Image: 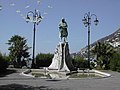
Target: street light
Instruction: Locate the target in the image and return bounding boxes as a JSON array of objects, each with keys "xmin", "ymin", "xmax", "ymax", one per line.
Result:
[
  {"xmin": 82, "ymin": 12, "xmax": 99, "ymax": 69},
  {"xmin": 0, "ymin": 5, "xmax": 2, "ymax": 11},
  {"xmin": 26, "ymin": 9, "xmax": 42, "ymax": 68}
]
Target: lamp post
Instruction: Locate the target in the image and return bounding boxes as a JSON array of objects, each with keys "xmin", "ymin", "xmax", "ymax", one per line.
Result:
[
  {"xmin": 26, "ymin": 9, "xmax": 42, "ymax": 68},
  {"xmin": 82, "ymin": 12, "xmax": 99, "ymax": 69},
  {"xmin": 0, "ymin": 5, "xmax": 2, "ymax": 11}
]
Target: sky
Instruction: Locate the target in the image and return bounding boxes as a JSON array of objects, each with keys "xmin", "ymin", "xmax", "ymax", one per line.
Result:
[{"xmin": 0, "ymin": 0, "xmax": 120, "ymax": 56}]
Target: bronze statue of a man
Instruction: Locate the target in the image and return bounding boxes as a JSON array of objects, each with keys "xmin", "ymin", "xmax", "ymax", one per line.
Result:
[{"xmin": 59, "ymin": 18, "xmax": 68, "ymax": 42}]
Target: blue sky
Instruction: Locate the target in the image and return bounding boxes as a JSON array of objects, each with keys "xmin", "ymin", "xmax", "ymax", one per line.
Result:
[{"xmin": 0, "ymin": 0, "xmax": 120, "ymax": 56}]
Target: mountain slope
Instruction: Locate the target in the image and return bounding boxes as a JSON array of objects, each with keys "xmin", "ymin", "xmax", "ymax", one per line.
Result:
[{"xmin": 74, "ymin": 28, "xmax": 120, "ymax": 57}]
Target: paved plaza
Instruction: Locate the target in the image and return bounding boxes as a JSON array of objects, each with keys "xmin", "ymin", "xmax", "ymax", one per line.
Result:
[{"xmin": 0, "ymin": 69, "xmax": 120, "ymax": 90}]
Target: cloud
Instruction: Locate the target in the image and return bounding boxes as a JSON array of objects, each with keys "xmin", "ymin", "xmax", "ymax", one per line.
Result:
[
  {"xmin": 43, "ymin": 12, "xmax": 48, "ymax": 15},
  {"xmin": 48, "ymin": 5, "xmax": 53, "ymax": 8},
  {"xmin": 16, "ymin": 10, "xmax": 21, "ymax": 13},
  {"xmin": 37, "ymin": 0, "xmax": 41, "ymax": 4},
  {"xmin": 25, "ymin": 5, "xmax": 30, "ymax": 9},
  {"xmin": 10, "ymin": 3, "xmax": 15, "ymax": 6}
]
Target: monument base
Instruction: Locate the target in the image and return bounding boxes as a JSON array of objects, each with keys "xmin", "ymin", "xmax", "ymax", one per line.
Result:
[{"xmin": 48, "ymin": 42, "xmax": 76, "ymax": 72}]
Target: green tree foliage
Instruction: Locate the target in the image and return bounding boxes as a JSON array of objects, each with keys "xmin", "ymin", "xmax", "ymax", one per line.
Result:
[
  {"xmin": 7, "ymin": 35, "xmax": 31, "ymax": 68},
  {"xmin": 110, "ymin": 53, "xmax": 120, "ymax": 72},
  {"xmin": 0, "ymin": 53, "xmax": 9, "ymax": 72},
  {"xmin": 92, "ymin": 42, "xmax": 115, "ymax": 70},
  {"xmin": 36, "ymin": 53, "xmax": 53, "ymax": 68},
  {"xmin": 72, "ymin": 56, "xmax": 88, "ymax": 69}
]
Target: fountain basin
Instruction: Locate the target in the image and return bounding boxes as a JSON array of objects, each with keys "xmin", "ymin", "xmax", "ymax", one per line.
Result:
[{"xmin": 22, "ymin": 69, "xmax": 111, "ymax": 79}]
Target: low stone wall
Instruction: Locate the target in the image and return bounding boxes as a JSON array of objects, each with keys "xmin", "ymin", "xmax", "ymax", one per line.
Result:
[
  {"xmin": 92, "ymin": 69, "xmax": 111, "ymax": 78},
  {"xmin": 21, "ymin": 69, "xmax": 34, "ymax": 77},
  {"xmin": 21, "ymin": 69, "xmax": 111, "ymax": 79}
]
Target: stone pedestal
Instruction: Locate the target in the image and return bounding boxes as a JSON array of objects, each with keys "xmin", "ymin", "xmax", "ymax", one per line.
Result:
[{"xmin": 48, "ymin": 42, "xmax": 76, "ymax": 72}]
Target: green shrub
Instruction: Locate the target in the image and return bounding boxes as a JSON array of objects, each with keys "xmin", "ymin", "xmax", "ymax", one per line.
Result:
[
  {"xmin": 110, "ymin": 53, "xmax": 120, "ymax": 72},
  {"xmin": 0, "ymin": 53, "xmax": 9, "ymax": 72},
  {"xmin": 36, "ymin": 53, "xmax": 53, "ymax": 68},
  {"xmin": 72, "ymin": 56, "xmax": 88, "ymax": 69}
]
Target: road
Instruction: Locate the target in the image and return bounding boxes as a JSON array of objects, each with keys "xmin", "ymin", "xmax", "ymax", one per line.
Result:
[{"xmin": 0, "ymin": 69, "xmax": 120, "ymax": 90}]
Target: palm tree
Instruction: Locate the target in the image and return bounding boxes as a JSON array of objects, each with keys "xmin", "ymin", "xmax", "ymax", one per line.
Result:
[
  {"xmin": 92, "ymin": 42, "xmax": 115, "ymax": 69},
  {"xmin": 7, "ymin": 35, "xmax": 31, "ymax": 68}
]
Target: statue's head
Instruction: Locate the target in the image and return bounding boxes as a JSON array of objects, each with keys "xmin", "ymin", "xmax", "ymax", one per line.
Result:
[{"xmin": 62, "ymin": 18, "xmax": 65, "ymax": 23}]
